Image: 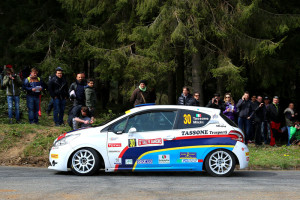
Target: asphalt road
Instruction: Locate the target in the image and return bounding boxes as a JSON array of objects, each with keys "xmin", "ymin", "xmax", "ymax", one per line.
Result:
[{"xmin": 0, "ymin": 166, "xmax": 299, "ymax": 200}]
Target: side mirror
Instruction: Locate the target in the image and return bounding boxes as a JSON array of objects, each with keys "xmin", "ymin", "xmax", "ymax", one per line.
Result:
[{"xmin": 128, "ymin": 127, "xmax": 137, "ymax": 133}]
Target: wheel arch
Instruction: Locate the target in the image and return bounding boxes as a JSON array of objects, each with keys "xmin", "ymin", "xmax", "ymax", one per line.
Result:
[{"xmin": 202, "ymin": 148, "xmax": 238, "ymax": 171}]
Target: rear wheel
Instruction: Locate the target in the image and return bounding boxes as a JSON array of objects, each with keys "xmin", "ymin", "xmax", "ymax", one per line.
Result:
[
  {"xmin": 205, "ymin": 149, "xmax": 236, "ymax": 177},
  {"xmin": 70, "ymin": 148, "xmax": 100, "ymax": 176}
]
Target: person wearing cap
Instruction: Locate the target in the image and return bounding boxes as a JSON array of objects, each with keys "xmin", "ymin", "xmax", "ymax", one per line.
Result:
[
  {"xmin": 130, "ymin": 80, "xmax": 154, "ymax": 107},
  {"xmin": 2, "ymin": 67, "xmax": 23, "ymax": 124},
  {"xmin": 267, "ymin": 96, "xmax": 282, "ymax": 146},
  {"xmin": 206, "ymin": 93, "xmax": 226, "ymax": 111},
  {"xmin": 48, "ymin": 67, "xmax": 68, "ymax": 126},
  {"xmin": 178, "ymin": 86, "xmax": 194, "ymax": 106},
  {"xmin": 23, "ymin": 68, "xmax": 44, "ymax": 124},
  {"xmin": 236, "ymin": 91, "xmax": 253, "ymax": 144}
]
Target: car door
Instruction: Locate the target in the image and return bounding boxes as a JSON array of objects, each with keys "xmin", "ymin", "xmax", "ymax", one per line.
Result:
[{"xmin": 108, "ymin": 110, "xmax": 179, "ymax": 171}]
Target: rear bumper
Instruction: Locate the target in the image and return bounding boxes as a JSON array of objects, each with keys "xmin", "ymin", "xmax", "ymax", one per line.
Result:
[{"xmin": 232, "ymin": 141, "xmax": 249, "ymax": 169}]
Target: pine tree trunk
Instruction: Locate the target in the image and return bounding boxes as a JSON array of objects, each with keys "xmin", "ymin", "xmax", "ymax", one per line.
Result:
[
  {"xmin": 175, "ymin": 46, "xmax": 185, "ymax": 98},
  {"xmin": 168, "ymin": 72, "xmax": 176, "ymax": 105},
  {"xmin": 192, "ymin": 51, "xmax": 205, "ymax": 106}
]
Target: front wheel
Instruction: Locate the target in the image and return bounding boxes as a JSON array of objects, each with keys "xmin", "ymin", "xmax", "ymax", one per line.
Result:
[
  {"xmin": 205, "ymin": 149, "xmax": 236, "ymax": 177},
  {"xmin": 70, "ymin": 148, "xmax": 100, "ymax": 176}
]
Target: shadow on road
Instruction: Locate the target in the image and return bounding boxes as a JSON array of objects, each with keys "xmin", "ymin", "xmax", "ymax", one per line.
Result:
[{"xmin": 54, "ymin": 170, "xmax": 278, "ymax": 178}]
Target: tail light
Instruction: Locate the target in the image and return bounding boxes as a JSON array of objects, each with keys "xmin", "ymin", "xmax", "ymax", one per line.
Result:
[{"xmin": 229, "ymin": 130, "xmax": 244, "ymax": 143}]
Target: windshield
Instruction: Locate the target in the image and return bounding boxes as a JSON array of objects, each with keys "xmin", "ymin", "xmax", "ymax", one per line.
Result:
[{"xmin": 220, "ymin": 113, "xmax": 238, "ymax": 128}]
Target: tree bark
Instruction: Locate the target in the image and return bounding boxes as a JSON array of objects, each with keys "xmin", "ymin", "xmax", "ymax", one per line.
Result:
[
  {"xmin": 192, "ymin": 50, "xmax": 205, "ymax": 106},
  {"xmin": 175, "ymin": 45, "xmax": 185, "ymax": 99},
  {"xmin": 168, "ymin": 72, "xmax": 176, "ymax": 105}
]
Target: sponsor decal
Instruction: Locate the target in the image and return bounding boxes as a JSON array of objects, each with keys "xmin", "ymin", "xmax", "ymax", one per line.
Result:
[
  {"xmin": 137, "ymin": 159, "xmax": 153, "ymax": 164},
  {"xmin": 241, "ymin": 148, "xmax": 245, "ymax": 151},
  {"xmin": 158, "ymin": 154, "xmax": 170, "ymax": 164},
  {"xmin": 182, "ymin": 159, "xmax": 198, "ymax": 163},
  {"xmin": 180, "ymin": 152, "xmax": 197, "ymax": 159},
  {"xmin": 246, "ymin": 157, "xmax": 249, "ymax": 161},
  {"xmin": 128, "ymin": 139, "xmax": 136, "ymax": 148},
  {"xmin": 110, "ymin": 137, "xmax": 118, "ymax": 141},
  {"xmin": 108, "ymin": 150, "xmax": 121, "ymax": 153},
  {"xmin": 125, "ymin": 159, "xmax": 133, "ymax": 165},
  {"xmin": 181, "ymin": 130, "xmax": 227, "ymax": 136},
  {"xmin": 212, "ymin": 114, "xmax": 218, "ymax": 119},
  {"xmin": 114, "ymin": 158, "xmax": 122, "ymax": 165},
  {"xmin": 108, "ymin": 143, "xmax": 122, "ymax": 147},
  {"xmin": 51, "ymin": 154, "xmax": 59, "ymax": 159},
  {"xmin": 216, "ymin": 124, "xmax": 226, "ymax": 127},
  {"xmin": 245, "ymin": 152, "xmax": 249, "ymax": 156},
  {"xmin": 138, "ymin": 138, "xmax": 162, "ymax": 146}
]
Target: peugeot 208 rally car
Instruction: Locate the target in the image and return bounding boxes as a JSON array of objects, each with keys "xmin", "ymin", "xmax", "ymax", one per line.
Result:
[{"xmin": 49, "ymin": 105, "xmax": 249, "ymax": 177}]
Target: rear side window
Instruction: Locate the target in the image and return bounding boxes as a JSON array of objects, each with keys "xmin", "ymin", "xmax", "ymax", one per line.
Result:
[
  {"xmin": 177, "ymin": 110, "xmax": 211, "ymax": 129},
  {"xmin": 220, "ymin": 113, "xmax": 238, "ymax": 128}
]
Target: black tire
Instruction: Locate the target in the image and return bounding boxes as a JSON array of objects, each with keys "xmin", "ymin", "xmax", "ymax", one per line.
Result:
[
  {"xmin": 204, "ymin": 149, "xmax": 236, "ymax": 177},
  {"xmin": 70, "ymin": 148, "xmax": 100, "ymax": 176}
]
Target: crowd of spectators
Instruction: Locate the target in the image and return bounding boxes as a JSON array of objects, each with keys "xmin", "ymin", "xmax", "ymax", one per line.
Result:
[{"xmin": 1, "ymin": 65, "xmax": 299, "ymax": 146}]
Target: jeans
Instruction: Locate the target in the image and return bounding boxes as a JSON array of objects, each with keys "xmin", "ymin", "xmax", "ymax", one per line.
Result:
[
  {"xmin": 53, "ymin": 98, "xmax": 66, "ymax": 125},
  {"xmin": 261, "ymin": 121, "xmax": 271, "ymax": 144},
  {"xmin": 238, "ymin": 117, "xmax": 251, "ymax": 144},
  {"xmin": 287, "ymin": 126, "xmax": 291, "ymax": 146},
  {"xmin": 254, "ymin": 121, "xmax": 262, "ymax": 145},
  {"xmin": 27, "ymin": 95, "xmax": 40, "ymax": 123},
  {"xmin": 47, "ymin": 98, "xmax": 54, "ymax": 114},
  {"xmin": 7, "ymin": 96, "xmax": 20, "ymax": 121}
]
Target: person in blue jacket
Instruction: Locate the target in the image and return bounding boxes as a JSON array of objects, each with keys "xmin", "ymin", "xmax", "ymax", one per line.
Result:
[{"xmin": 23, "ymin": 68, "xmax": 44, "ymax": 124}]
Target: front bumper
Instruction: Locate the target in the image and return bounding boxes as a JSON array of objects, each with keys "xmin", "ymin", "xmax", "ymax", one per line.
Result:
[
  {"xmin": 48, "ymin": 144, "xmax": 73, "ymax": 172},
  {"xmin": 232, "ymin": 141, "xmax": 249, "ymax": 169}
]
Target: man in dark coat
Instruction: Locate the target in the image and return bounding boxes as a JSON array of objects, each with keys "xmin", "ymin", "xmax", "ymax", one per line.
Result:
[
  {"xmin": 190, "ymin": 92, "xmax": 200, "ymax": 106},
  {"xmin": 48, "ymin": 67, "xmax": 68, "ymax": 126},
  {"xmin": 69, "ymin": 73, "xmax": 86, "ymax": 106},
  {"xmin": 130, "ymin": 80, "xmax": 154, "ymax": 107},
  {"xmin": 178, "ymin": 86, "xmax": 193, "ymax": 106},
  {"xmin": 206, "ymin": 93, "xmax": 225, "ymax": 111},
  {"xmin": 267, "ymin": 96, "xmax": 282, "ymax": 146}
]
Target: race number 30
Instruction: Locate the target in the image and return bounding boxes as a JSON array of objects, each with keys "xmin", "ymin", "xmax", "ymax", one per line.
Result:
[{"xmin": 183, "ymin": 114, "xmax": 191, "ymax": 124}]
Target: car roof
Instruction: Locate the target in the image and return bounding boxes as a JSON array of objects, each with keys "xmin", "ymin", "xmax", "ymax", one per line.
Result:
[{"xmin": 126, "ymin": 105, "xmax": 220, "ymax": 115}]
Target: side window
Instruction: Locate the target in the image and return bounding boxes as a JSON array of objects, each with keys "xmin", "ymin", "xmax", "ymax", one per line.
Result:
[
  {"xmin": 177, "ymin": 110, "xmax": 211, "ymax": 129},
  {"xmin": 124, "ymin": 111, "xmax": 177, "ymax": 133},
  {"xmin": 110, "ymin": 118, "xmax": 128, "ymax": 133}
]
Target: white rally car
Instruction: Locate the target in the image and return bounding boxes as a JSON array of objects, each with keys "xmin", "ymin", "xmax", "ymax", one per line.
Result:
[{"xmin": 49, "ymin": 105, "xmax": 249, "ymax": 177}]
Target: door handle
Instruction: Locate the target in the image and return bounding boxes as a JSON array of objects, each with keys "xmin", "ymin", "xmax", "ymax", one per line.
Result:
[{"xmin": 164, "ymin": 136, "xmax": 176, "ymax": 140}]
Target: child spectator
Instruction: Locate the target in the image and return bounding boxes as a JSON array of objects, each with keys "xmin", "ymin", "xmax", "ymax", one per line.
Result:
[
  {"xmin": 72, "ymin": 106, "xmax": 94, "ymax": 130},
  {"xmin": 85, "ymin": 79, "xmax": 97, "ymax": 116}
]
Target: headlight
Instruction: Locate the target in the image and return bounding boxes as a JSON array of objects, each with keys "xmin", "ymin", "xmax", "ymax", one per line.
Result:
[{"xmin": 53, "ymin": 133, "xmax": 80, "ymax": 147}]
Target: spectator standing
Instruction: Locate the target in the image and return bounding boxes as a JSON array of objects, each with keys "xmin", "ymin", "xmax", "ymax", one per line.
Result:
[
  {"xmin": 2, "ymin": 68, "xmax": 22, "ymax": 124},
  {"xmin": 85, "ymin": 79, "xmax": 97, "ymax": 116},
  {"xmin": 248, "ymin": 95, "xmax": 258, "ymax": 143},
  {"xmin": 48, "ymin": 68, "xmax": 68, "ymax": 126},
  {"xmin": 250, "ymin": 96, "xmax": 265, "ymax": 146},
  {"xmin": 69, "ymin": 73, "xmax": 86, "ymax": 106},
  {"xmin": 236, "ymin": 92, "xmax": 252, "ymax": 144},
  {"xmin": 284, "ymin": 103, "xmax": 298, "ymax": 146},
  {"xmin": 206, "ymin": 93, "xmax": 226, "ymax": 111},
  {"xmin": 267, "ymin": 96, "xmax": 281, "ymax": 146},
  {"xmin": 177, "ymin": 87, "xmax": 193, "ymax": 106},
  {"xmin": 23, "ymin": 68, "xmax": 43, "ymax": 124},
  {"xmin": 190, "ymin": 92, "xmax": 200, "ymax": 106},
  {"xmin": 130, "ymin": 80, "xmax": 154, "ymax": 107},
  {"xmin": 261, "ymin": 96, "xmax": 271, "ymax": 144},
  {"xmin": 72, "ymin": 106, "xmax": 94, "ymax": 130},
  {"xmin": 222, "ymin": 93, "xmax": 236, "ymax": 121}
]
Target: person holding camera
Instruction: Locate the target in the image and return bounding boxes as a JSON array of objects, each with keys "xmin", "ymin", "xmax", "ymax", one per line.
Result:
[
  {"xmin": 206, "ymin": 93, "xmax": 226, "ymax": 111},
  {"xmin": 289, "ymin": 121, "xmax": 300, "ymax": 145},
  {"xmin": 2, "ymin": 67, "xmax": 23, "ymax": 124},
  {"xmin": 236, "ymin": 91, "xmax": 252, "ymax": 144}
]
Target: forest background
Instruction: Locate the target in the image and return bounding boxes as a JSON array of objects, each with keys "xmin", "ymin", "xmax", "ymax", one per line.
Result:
[{"xmin": 1, "ymin": 0, "xmax": 300, "ymax": 111}]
